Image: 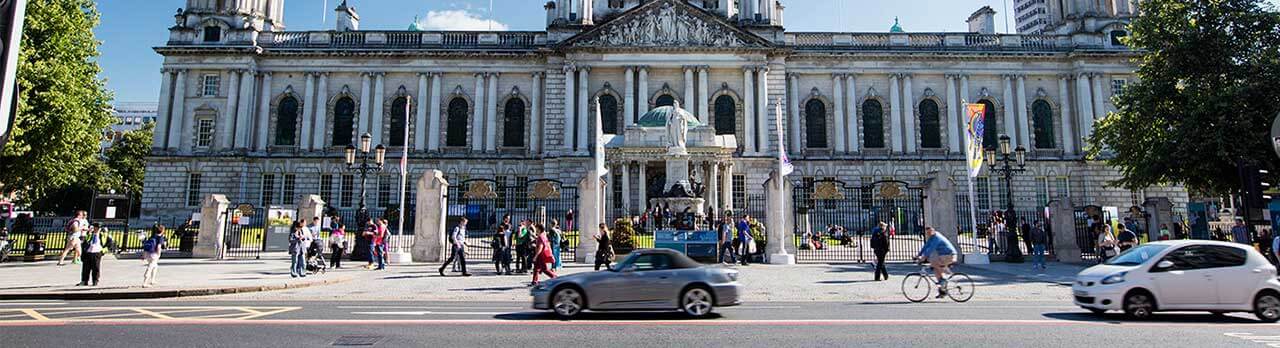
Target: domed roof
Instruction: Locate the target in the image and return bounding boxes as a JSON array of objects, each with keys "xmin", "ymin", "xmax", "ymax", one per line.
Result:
[
  {"xmin": 637, "ymin": 104, "xmax": 702, "ymax": 128},
  {"xmin": 408, "ymin": 16, "xmax": 422, "ymax": 31},
  {"xmin": 890, "ymin": 17, "xmax": 904, "ymax": 33}
]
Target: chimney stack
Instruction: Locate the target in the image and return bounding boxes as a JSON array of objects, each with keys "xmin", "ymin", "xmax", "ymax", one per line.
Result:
[{"xmin": 967, "ymin": 6, "xmax": 996, "ymax": 34}]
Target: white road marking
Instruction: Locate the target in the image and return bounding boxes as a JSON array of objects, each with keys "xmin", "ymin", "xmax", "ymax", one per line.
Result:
[
  {"xmin": 1225, "ymin": 333, "xmax": 1280, "ymax": 346},
  {"xmin": 0, "ymin": 302, "xmax": 66, "ymax": 306}
]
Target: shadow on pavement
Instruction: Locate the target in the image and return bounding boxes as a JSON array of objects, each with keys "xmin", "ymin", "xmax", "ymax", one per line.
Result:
[
  {"xmin": 1043, "ymin": 311, "xmax": 1263, "ymax": 324},
  {"xmin": 452, "ymin": 286, "xmax": 529, "ymax": 292},
  {"xmin": 494, "ymin": 311, "xmax": 722, "ymax": 321}
]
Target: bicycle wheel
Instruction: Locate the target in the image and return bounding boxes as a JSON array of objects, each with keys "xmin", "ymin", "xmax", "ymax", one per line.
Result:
[
  {"xmin": 901, "ymin": 273, "xmax": 932, "ymax": 302},
  {"xmin": 945, "ymin": 272, "xmax": 975, "ymax": 303}
]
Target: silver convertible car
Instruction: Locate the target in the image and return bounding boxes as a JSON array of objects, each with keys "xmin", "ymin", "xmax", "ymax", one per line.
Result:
[{"xmin": 531, "ymin": 249, "xmax": 743, "ymax": 318}]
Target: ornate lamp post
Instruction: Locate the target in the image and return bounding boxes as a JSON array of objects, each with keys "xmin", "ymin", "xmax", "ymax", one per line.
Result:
[
  {"xmin": 985, "ymin": 134, "xmax": 1027, "ymax": 263},
  {"xmin": 344, "ymin": 133, "xmax": 386, "ymax": 247}
]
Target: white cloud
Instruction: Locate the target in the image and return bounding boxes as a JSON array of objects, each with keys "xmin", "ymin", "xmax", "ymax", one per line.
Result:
[{"xmin": 417, "ymin": 10, "xmax": 508, "ymax": 31}]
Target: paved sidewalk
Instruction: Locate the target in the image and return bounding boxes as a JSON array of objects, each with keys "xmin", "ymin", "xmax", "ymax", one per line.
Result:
[
  {"xmin": 0, "ymin": 254, "xmax": 353, "ymax": 300},
  {"xmin": 960, "ymin": 262, "xmax": 1089, "ymax": 286}
]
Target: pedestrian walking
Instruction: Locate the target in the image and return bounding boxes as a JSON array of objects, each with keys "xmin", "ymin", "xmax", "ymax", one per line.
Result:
[
  {"xmin": 140, "ymin": 224, "xmax": 167, "ymax": 287},
  {"xmin": 991, "ymin": 214, "xmax": 1007, "ymax": 255},
  {"xmin": 594, "ymin": 223, "xmax": 615, "ymax": 271},
  {"xmin": 1117, "ymin": 224, "xmax": 1138, "ymax": 252},
  {"xmin": 565, "ymin": 209, "xmax": 575, "ymax": 232},
  {"xmin": 1096, "ymin": 225, "xmax": 1119, "ymax": 264},
  {"xmin": 176, "ymin": 218, "xmax": 195, "ymax": 252},
  {"xmin": 439, "ymin": 218, "xmax": 471, "ymax": 277},
  {"xmin": 1020, "ymin": 218, "xmax": 1033, "ymax": 255},
  {"xmin": 736, "ymin": 214, "xmax": 752, "ymax": 265},
  {"xmin": 491, "ymin": 225, "xmax": 509, "ymax": 274},
  {"xmin": 288, "ymin": 221, "xmax": 307, "ymax": 278},
  {"xmin": 361, "ymin": 219, "xmax": 377, "ymax": 269},
  {"xmin": 501, "ymin": 221, "xmax": 515, "ymax": 274},
  {"xmin": 718, "ymin": 216, "xmax": 737, "ymax": 264},
  {"xmin": 871, "ymin": 222, "xmax": 890, "ymax": 281},
  {"xmin": 58, "ymin": 210, "xmax": 89, "ymax": 266},
  {"xmin": 329, "ymin": 224, "xmax": 346, "ymax": 269},
  {"xmin": 1232, "ymin": 218, "xmax": 1252, "ymax": 245},
  {"xmin": 374, "ymin": 219, "xmax": 389, "ymax": 270},
  {"xmin": 549, "ymin": 219, "xmax": 564, "ymax": 270},
  {"xmin": 1030, "ymin": 221, "xmax": 1048, "ymax": 271},
  {"xmin": 521, "ymin": 219, "xmax": 536, "ymax": 273},
  {"xmin": 531, "ymin": 224, "xmax": 558, "ymax": 286},
  {"xmin": 77, "ymin": 223, "xmax": 106, "ymax": 286}
]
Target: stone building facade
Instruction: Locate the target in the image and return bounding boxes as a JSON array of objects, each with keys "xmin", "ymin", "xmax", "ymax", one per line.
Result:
[{"xmin": 142, "ymin": 0, "xmax": 1186, "ymax": 222}]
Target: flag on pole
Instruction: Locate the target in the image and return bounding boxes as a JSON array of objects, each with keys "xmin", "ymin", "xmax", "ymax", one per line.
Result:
[
  {"xmin": 964, "ymin": 103, "xmax": 987, "ymax": 178},
  {"xmin": 775, "ymin": 98, "xmax": 794, "ymax": 177},
  {"xmin": 593, "ymin": 98, "xmax": 608, "ymax": 177}
]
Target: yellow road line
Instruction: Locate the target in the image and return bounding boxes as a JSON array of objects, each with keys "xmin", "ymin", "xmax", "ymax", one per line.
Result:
[
  {"xmin": 19, "ymin": 309, "xmax": 49, "ymax": 321},
  {"xmin": 190, "ymin": 312, "xmax": 260, "ymax": 319},
  {"xmin": 62, "ymin": 312, "xmax": 151, "ymax": 320},
  {"xmin": 132, "ymin": 308, "xmax": 175, "ymax": 320}
]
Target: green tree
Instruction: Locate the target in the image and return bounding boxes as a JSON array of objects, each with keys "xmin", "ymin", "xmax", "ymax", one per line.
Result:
[
  {"xmin": 1088, "ymin": 0, "xmax": 1280, "ymax": 195},
  {"xmin": 103, "ymin": 122, "xmax": 153, "ymax": 205},
  {"xmin": 1, "ymin": 0, "xmax": 114, "ymax": 203}
]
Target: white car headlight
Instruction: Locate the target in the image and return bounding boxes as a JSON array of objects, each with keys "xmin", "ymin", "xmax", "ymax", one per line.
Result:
[
  {"xmin": 726, "ymin": 270, "xmax": 739, "ymax": 282},
  {"xmin": 1100, "ymin": 272, "xmax": 1127, "ymax": 285}
]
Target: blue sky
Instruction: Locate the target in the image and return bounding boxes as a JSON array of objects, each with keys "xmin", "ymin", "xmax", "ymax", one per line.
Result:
[{"xmin": 93, "ymin": 0, "xmax": 1279, "ymax": 103}]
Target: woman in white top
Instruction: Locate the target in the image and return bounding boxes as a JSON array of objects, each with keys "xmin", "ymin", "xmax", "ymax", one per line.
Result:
[
  {"xmin": 1096, "ymin": 224, "xmax": 1120, "ymax": 263},
  {"xmin": 78, "ymin": 223, "xmax": 106, "ymax": 286}
]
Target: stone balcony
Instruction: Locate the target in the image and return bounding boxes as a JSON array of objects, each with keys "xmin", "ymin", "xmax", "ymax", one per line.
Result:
[
  {"xmin": 164, "ymin": 30, "xmax": 549, "ymax": 50},
  {"xmin": 784, "ymin": 32, "xmax": 1100, "ymax": 52}
]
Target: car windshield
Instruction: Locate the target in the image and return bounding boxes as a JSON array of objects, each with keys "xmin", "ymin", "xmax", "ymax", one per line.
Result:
[{"xmin": 1104, "ymin": 244, "xmax": 1169, "ymax": 266}]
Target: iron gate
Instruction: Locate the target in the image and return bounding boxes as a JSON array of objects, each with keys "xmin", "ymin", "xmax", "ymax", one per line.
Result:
[
  {"xmin": 792, "ymin": 179, "xmax": 926, "ymax": 263},
  {"xmin": 223, "ymin": 205, "xmax": 267, "ymax": 259},
  {"xmin": 446, "ymin": 179, "xmax": 579, "ymax": 264}
]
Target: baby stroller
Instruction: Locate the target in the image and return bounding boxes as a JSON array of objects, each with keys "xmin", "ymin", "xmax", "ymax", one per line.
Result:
[{"xmin": 305, "ymin": 239, "xmax": 327, "ymax": 274}]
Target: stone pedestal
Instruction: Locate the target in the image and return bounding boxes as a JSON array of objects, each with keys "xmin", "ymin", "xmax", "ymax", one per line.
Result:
[
  {"xmin": 1050, "ymin": 199, "xmax": 1081, "ymax": 263},
  {"xmin": 194, "ymin": 194, "xmax": 230, "ymax": 259},
  {"xmin": 296, "ymin": 195, "xmax": 325, "ymax": 231},
  {"xmin": 665, "ymin": 155, "xmax": 692, "ymax": 193},
  {"xmin": 1143, "ymin": 197, "xmax": 1173, "ymax": 239},
  {"xmin": 766, "ymin": 170, "xmax": 795, "ymax": 265},
  {"xmin": 412, "ymin": 170, "xmax": 449, "ymax": 262},
  {"xmin": 575, "ymin": 172, "xmax": 604, "ymax": 263}
]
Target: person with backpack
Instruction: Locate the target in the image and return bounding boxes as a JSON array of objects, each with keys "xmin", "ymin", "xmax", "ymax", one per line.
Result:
[
  {"xmin": 58, "ymin": 210, "xmax": 89, "ymax": 266},
  {"xmin": 78, "ymin": 223, "xmax": 106, "ymax": 286},
  {"xmin": 871, "ymin": 222, "xmax": 890, "ymax": 281},
  {"xmin": 141, "ymin": 225, "xmax": 167, "ymax": 287}
]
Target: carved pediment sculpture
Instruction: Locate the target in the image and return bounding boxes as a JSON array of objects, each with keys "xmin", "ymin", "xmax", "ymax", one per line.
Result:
[{"xmin": 568, "ymin": 0, "xmax": 762, "ymax": 49}]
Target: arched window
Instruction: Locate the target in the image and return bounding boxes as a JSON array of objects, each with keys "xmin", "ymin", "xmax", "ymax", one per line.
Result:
[
  {"xmin": 862, "ymin": 99, "xmax": 885, "ymax": 149},
  {"xmin": 445, "ymin": 97, "xmax": 468, "ymax": 147},
  {"xmin": 804, "ymin": 99, "xmax": 827, "ymax": 149},
  {"xmin": 655, "ymin": 94, "xmax": 675, "ymax": 108},
  {"xmin": 332, "ymin": 97, "xmax": 355, "ymax": 146},
  {"xmin": 599, "ymin": 95, "xmax": 619, "ymax": 135},
  {"xmin": 979, "ymin": 99, "xmax": 998, "ymax": 150},
  {"xmin": 503, "ymin": 98, "xmax": 526, "ymax": 147},
  {"xmin": 274, "ymin": 96, "xmax": 299, "ymax": 146},
  {"xmin": 714, "ymin": 95, "xmax": 735, "ymax": 135},
  {"xmin": 919, "ymin": 99, "xmax": 942, "ymax": 149},
  {"xmin": 1032, "ymin": 100, "xmax": 1056, "ymax": 149},
  {"xmin": 388, "ymin": 97, "xmax": 408, "ymax": 147}
]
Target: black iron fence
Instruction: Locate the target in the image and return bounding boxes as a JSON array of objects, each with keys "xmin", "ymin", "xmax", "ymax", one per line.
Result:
[
  {"xmin": 4, "ymin": 216, "xmax": 196, "ymax": 260},
  {"xmin": 792, "ymin": 180, "xmax": 925, "ymax": 263},
  {"xmin": 952, "ymin": 195, "xmax": 1053, "ymax": 258},
  {"xmin": 446, "ymin": 179, "xmax": 578, "ymax": 263}
]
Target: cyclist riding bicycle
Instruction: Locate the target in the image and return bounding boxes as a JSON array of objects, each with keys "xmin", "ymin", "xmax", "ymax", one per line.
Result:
[{"xmin": 915, "ymin": 226, "xmax": 957, "ymax": 298}]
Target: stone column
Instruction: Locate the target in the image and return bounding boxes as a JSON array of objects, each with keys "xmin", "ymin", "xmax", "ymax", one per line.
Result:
[
  {"xmin": 255, "ymin": 72, "xmax": 273, "ymax": 151},
  {"xmin": 372, "ymin": 73, "xmax": 386, "ymax": 145},
  {"xmin": 1077, "ymin": 72, "xmax": 1095, "ymax": 144},
  {"xmin": 1050, "ymin": 199, "xmax": 1081, "ymax": 263},
  {"xmin": 577, "ymin": 67, "xmax": 591, "ymax": 154},
  {"xmin": 235, "ymin": 69, "xmax": 255, "ymax": 149},
  {"xmin": 1002, "ymin": 74, "xmax": 1016, "ymax": 146},
  {"xmin": 945, "ymin": 75, "xmax": 960, "ymax": 153},
  {"xmin": 721, "ymin": 162, "xmax": 734, "ymax": 213},
  {"xmin": 153, "ymin": 70, "xmax": 175, "ymax": 150},
  {"xmin": 709, "ymin": 162, "xmax": 720, "ymax": 218},
  {"xmin": 845, "ymin": 74, "xmax": 859, "ymax": 152},
  {"xmin": 756, "ymin": 66, "xmax": 770, "ymax": 153},
  {"xmin": 743, "ymin": 68, "xmax": 756, "ymax": 154},
  {"xmin": 221, "ymin": 70, "xmax": 242, "ymax": 149},
  {"xmin": 564, "ymin": 65, "xmax": 576, "ymax": 151},
  {"xmin": 1016, "ymin": 75, "xmax": 1030, "ymax": 149},
  {"xmin": 902, "ymin": 74, "xmax": 916, "ymax": 153},
  {"xmin": 530, "ymin": 72, "xmax": 544, "ymax": 155},
  {"xmin": 580, "ymin": 0, "xmax": 594, "ymax": 25},
  {"xmin": 296, "ymin": 195, "xmax": 325, "ymax": 234},
  {"xmin": 311, "ymin": 73, "xmax": 329, "ymax": 150},
  {"xmin": 638, "ymin": 67, "xmax": 650, "ymax": 116},
  {"xmin": 888, "ymin": 74, "xmax": 903, "ymax": 153},
  {"xmin": 428, "ymin": 73, "xmax": 443, "ymax": 152},
  {"xmin": 486, "ymin": 72, "xmax": 500, "ymax": 152},
  {"xmin": 576, "ymin": 173, "xmax": 603, "ymax": 263},
  {"xmin": 699, "ymin": 66, "xmax": 710, "ymax": 121},
  {"xmin": 1058, "ymin": 75, "xmax": 1075, "ymax": 155},
  {"xmin": 167, "ymin": 70, "xmax": 188, "ymax": 150},
  {"xmin": 473, "ymin": 73, "xmax": 486, "ymax": 152},
  {"xmin": 299, "ymin": 72, "xmax": 315, "ymax": 150},
  {"xmin": 415, "ymin": 73, "xmax": 429, "ymax": 151},
  {"xmin": 832, "ymin": 74, "xmax": 846, "ymax": 153},
  {"xmin": 413, "ymin": 170, "xmax": 449, "ymax": 262},
  {"xmin": 624, "ymin": 67, "xmax": 635, "ymax": 125},
  {"xmin": 358, "ymin": 73, "xmax": 372, "ymax": 144},
  {"xmin": 1092, "ymin": 73, "xmax": 1107, "ymax": 121},
  {"xmin": 684, "ymin": 66, "xmax": 696, "ymax": 118},
  {"xmin": 193, "ymin": 194, "xmax": 230, "ymax": 259},
  {"xmin": 788, "ymin": 73, "xmax": 801, "ymax": 154},
  {"xmin": 638, "ymin": 163, "xmax": 648, "ymax": 211},
  {"xmin": 621, "ymin": 162, "xmax": 631, "ymax": 214}
]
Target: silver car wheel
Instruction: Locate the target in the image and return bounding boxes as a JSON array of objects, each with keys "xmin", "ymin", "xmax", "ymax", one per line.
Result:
[
  {"xmin": 553, "ymin": 288, "xmax": 583, "ymax": 318},
  {"xmin": 682, "ymin": 288, "xmax": 714, "ymax": 317}
]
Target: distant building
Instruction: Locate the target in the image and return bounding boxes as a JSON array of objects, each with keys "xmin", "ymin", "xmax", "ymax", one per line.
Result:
[
  {"xmin": 103, "ymin": 102, "xmax": 158, "ymax": 152},
  {"xmin": 1014, "ymin": 0, "xmax": 1049, "ymax": 34}
]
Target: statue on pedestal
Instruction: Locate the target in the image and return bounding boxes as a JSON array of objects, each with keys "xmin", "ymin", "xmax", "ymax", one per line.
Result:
[{"xmin": 666, "ymin": 101, "xmax": 691, "ymax": 155}]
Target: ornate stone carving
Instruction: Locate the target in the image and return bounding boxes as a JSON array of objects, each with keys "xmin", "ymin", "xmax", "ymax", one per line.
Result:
[
  {"xmin": 877, "ymin": 182, "xmax": 906, "ymax": 199},
  {"xmin": 574, "ymin": 0, "xmax": 750, "ymax": 48},
  {"xmin": 463, "ymin": 181, "xmax": 498, "ymax": 199},
  {"xmin": 813, "ymin": 182, "xmax": 845, "ymax": 201},
  {"xmin": 529, "ymin": 181, "xmax": 561, "ymax": 200}
]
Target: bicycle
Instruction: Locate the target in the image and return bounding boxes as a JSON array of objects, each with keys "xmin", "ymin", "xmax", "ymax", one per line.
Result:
[{"xmin": 901, "ymin": 261, "xmax": 975, "ymax": 303}]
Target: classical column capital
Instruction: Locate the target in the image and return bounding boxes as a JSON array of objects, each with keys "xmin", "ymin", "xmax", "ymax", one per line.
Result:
[
  {"xmin": 944, "ymin": 74, "xmax": 959, "ymax": 80},
  {"xmin": 1016, "ymin": 74, "xmax": 1028, "ymax": 80},
  {"xmin": 1058, "ymin": 73, "xmax": 1074, "ymax": 80},
  {"xmin": 257, "ymin": 71, "xmax": 272, "ymax": 78},
  {"xmin": 578, "ymin": 65, "xmax": 591, "ymax": 73},
  {"xmin": 475, "ymin": 72, "xmax": 486, "ymax": 78},
  {"xmin": 488, "ymin": 71, "xmax": 500, "ymax": 78},
  {"xmin": 624, "ymin": 66, "xmax": 634, "ymax": 73},
  {"xmin": 699, "ymin": 65, "xmax": 711, "ymax": 72},
  {"xmin": 531, "ymin": 71, "xmax": 545, "ymax": 78}
]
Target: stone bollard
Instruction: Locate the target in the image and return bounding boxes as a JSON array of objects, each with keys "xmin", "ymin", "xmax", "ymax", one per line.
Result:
[
  {"xmin": 1050, "ymin": 199, "xmax": 1081, "ymax": 263},
  {"xmin": 193, "ymin": 194, "xmax": 230, "ymax": 259},
  {"xmin": 412, "ymin": 170, "xmax": 449, "ymax": 263}
]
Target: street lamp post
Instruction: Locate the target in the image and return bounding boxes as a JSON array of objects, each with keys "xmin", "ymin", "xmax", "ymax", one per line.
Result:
[
  {"xmin": 345, "ymin": 133, "xmax": 385, "ymax": 260},
  {"xmin": 985, "ymin": 134, "xmax": 1027, "ymax": 263}
]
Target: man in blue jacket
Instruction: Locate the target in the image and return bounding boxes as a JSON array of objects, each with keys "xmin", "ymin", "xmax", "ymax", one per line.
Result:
[{"xmin": 916, "ymin": 226, "xmax": 957, "ymax": 298}]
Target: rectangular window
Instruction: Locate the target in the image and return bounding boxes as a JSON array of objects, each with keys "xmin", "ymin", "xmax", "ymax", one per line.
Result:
[
  {"xmin": 976, "ymin": 177, "xmax": 991, "ymax": 210},
  {"xmin": 859, "ymin": 176, "xmax": 874, "ymax": 208},
  {"xmin": 822, "ymin": 176, "xmax": 837, "ymax": 210},
  {"xmin": 282, "ymin": 174, "xmax": 296, "ymax": 206},
  {"xmin": 340, "ymin": 175, "xmax": 355, "ymax": 208},
  {"xmin": 196, "ymin": 119, "xmax": 215, "ymax": 148},
  {"xmin": 1111, "ymin": 79, "xmax": 1127, "ymax": 97},
  {"xmin": 800, "ymin": 177, "xmax": 815, "ymax": 211},
  {"xmin": 732, "ymin": 174, "xmax": 746, "ymax": 210},
  {"xmin": 1035, "ymin": 177, "xmax": 1050, "ymax": 207},
  {"xmin": 612, "ymin": 174, "xmax": 623, "ymax": 210},
  {"xmin": 495, "ymin": 176, "xmax": 508, "ymax": 209},
  {"xmin": 186, "ymin": 173, "xmax": 202, "ymax": 207},
  {"xmin": 1054, "ymin": 177, "xmax": 1070, "ymax": 199},
  {"xmin": 202, "ymin": 75, "xmax": 220, "ymax": 97},
  {"xmin": 260, "ymin": 174, "xmax": 275, "ymax": 206},
  {"xmin": 320, "ymin": 174, "xmax": 334, "ymax": 206},
  {"xmin": 378, "ymin": 175, "xmax": 392, "ymax": 208},
  {"xmin": 1130, "ymin": 189, "xmax": 1144, "ymax": 207},
  {"xmin": 514, "ymin": 176, "xmax": 528, "ymax": 209}
]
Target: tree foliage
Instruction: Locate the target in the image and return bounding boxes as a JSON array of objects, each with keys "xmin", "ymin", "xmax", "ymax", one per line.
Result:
[
  {"xmin": 1088, "ymin": 0, "xmax": 1280, "ymax": 195},
  {"xmin": 1, "ymin": 0, "xmax": 113, "ymax": 203}
]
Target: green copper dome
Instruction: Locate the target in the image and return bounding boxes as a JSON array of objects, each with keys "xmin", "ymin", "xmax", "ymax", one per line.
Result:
[
  {"xmin": 890, "ymin": 17, "xmax": 904, "ymax": 33},
  {"xmin": 637, "ymin": 105, "xmax": 702, "ymax": 128},
  {"xmin": 408, "ymin": 16, "xmax": 422, "ymax": 31}
]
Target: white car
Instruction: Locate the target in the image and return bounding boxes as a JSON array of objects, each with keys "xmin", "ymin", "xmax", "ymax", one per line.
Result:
[{"xmin": 1072, "ymin": 240, "xmax": 1280, "ymax": 322}]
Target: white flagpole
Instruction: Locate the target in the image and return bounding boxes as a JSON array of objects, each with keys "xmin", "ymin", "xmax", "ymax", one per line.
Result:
[
  {"xmin": 396, "ymin": 96, "xmax": 411, "ymax": 252},
  {"xmin": 323, "ymin": 0, "xmax": 328, "ymax": 26}
]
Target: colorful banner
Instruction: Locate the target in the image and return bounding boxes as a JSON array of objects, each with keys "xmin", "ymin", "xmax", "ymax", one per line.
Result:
[{"xmin": 964, "ymin": 103, "xmax": 987, "ymax": 178}]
